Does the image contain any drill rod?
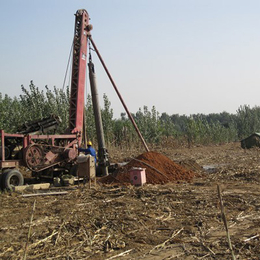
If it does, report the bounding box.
[88,35,150,152]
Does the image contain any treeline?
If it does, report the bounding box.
[1,81,259,147]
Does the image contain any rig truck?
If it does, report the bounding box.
[0,9,109,190]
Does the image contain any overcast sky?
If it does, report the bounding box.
[1,0,260,118]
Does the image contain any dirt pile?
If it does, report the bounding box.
[101,151,196,185]
[178,158,203,172]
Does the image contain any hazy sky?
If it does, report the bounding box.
[1,0,260,118]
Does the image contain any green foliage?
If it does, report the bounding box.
[182,113,238,146]
[113,114,135,148]
[101,94,114,143]
[160,113,176,137]
[1,82,260,147]
[236,105,260,139]
[84,94,96,141]
[0,81,70,133]
[20,81,47,120]
[45,85,70,131]
[134,106,163,143]
[0,94,23,132]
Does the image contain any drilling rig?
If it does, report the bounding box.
[0,9,109,189]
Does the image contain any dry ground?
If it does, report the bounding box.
[1,142,260,259]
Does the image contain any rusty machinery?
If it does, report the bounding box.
[0,10,91,189]
[0,9,149,190]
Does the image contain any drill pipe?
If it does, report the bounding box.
[88,61,109,176]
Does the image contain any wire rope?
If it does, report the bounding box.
[62,38,74,91]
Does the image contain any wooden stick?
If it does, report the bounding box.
[244,234,259,242]
[21,191,68,198]
[195,236,215,255]
[149,228,183,253]
[55,220,66,245]
[105,249,134,260]
[29,231,58,249]
[217,185,236,260]
[22,199,36,260]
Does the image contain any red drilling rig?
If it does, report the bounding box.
[0,9,109,189]
[0,9,149,190]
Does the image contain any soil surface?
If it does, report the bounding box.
[1,142,260,259]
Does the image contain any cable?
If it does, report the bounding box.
[62,38,74,91]
[88,37,96,63]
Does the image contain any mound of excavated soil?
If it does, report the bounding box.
[178,158,203,172]
[100,151,196,185]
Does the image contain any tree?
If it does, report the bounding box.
[235,105,260,139]
[134,106,162,143]
[101,94,114,144]
[84,94,96,142]
[20,81,48,121]
[45,86,70,132]
[0,94,23,132]
[1,82,258,147]
[160,113,176,137]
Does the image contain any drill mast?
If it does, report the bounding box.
[69,9,89,135]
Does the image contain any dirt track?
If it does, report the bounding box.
[1,142,260,259]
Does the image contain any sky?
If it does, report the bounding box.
[1,0,260,118]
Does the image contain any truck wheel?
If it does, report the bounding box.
[0,169,10,189]
[0,173,3,189]
[3,169,24,190]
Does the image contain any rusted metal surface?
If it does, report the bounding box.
[24,144,44,171]
[0,10,93,188]
[64,148,77,161]
[0,160,21,168]
[17,115,61,134]
[69,9,90,137]
[23,143,78,172]
[1,129,5,161]
[0,129,79,171]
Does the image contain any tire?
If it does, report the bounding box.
[1,169,11,189]
[3,169,24,190]
[0,173,3,189]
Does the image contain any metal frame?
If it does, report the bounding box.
[0,129,78,169]
[69,9,89,134]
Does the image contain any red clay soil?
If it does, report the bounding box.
[100,151,196,185]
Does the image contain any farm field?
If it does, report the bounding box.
[1,142,260,259]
